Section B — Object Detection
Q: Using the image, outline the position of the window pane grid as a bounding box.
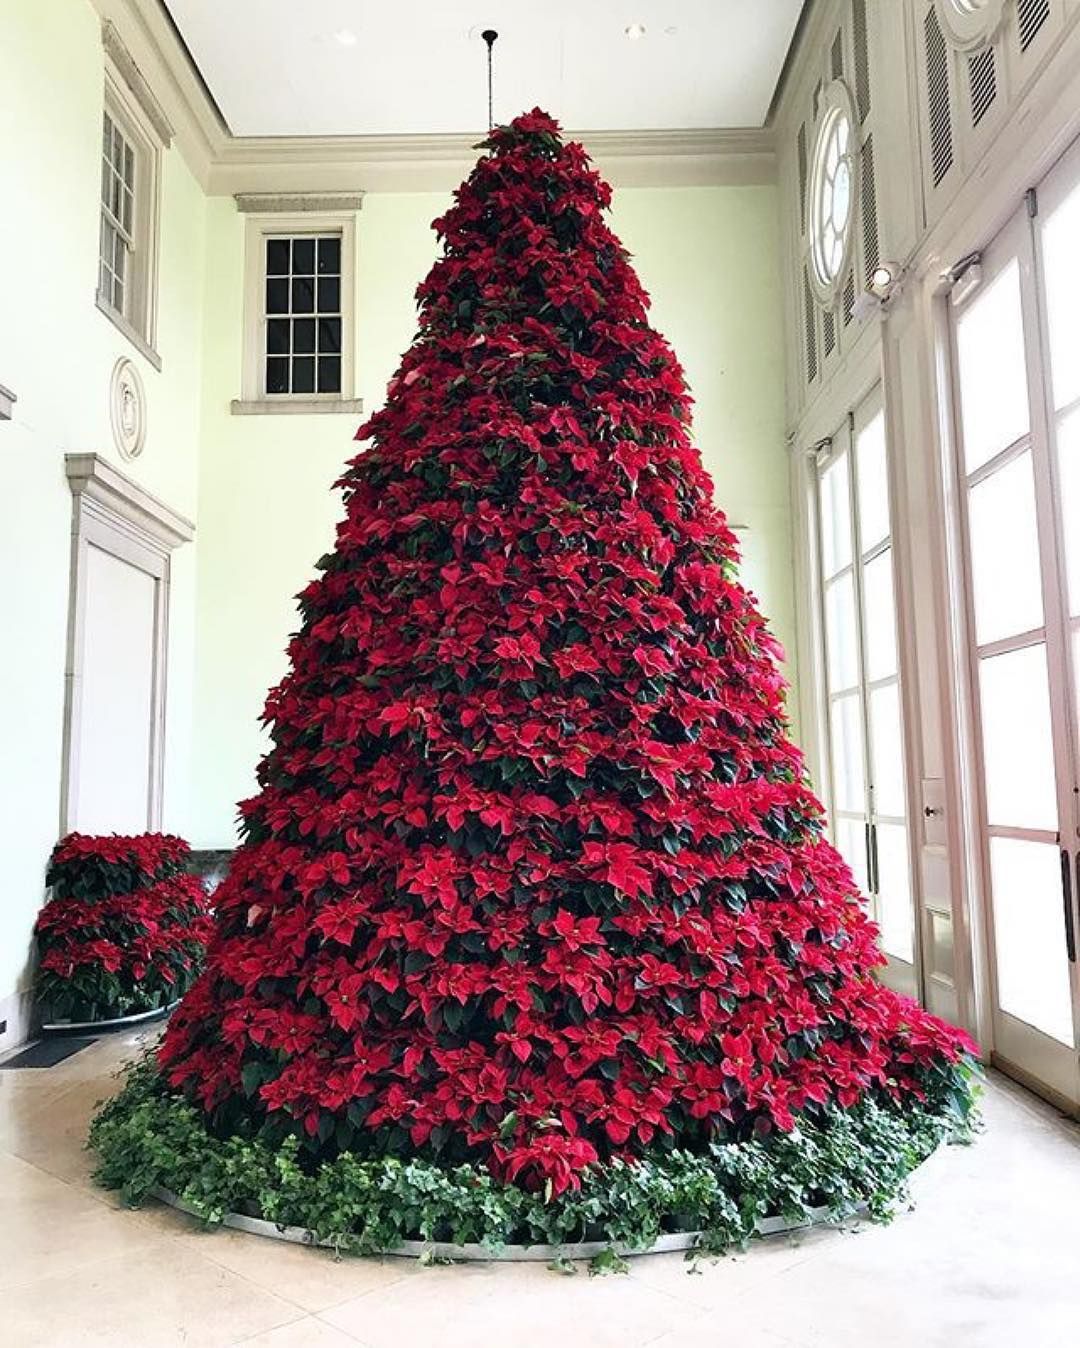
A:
[815,402,914,965]
[99,111,136,318]
[264,234,343,396]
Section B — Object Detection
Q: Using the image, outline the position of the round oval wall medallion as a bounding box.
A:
[933,0,1007,50]
[110,357,147,461]
[807,79,859,306]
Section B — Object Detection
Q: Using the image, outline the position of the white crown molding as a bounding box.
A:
[65,452,195,549]
[771,0,845,141]
[234,192,364,214]
[95,4,776,193]
[101,17,175,146]
[91,0,228,189]
[210,128,775,195]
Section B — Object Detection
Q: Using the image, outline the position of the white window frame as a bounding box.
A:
[806,79,860,307]
[235,205,362,415]
[96,63,164,370]
[807,386,921,997]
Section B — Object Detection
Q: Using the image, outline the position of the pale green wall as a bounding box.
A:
[0,0,795,1028]
[613,187,793,676]
[189,184,792,845]
[0,0,207,1029]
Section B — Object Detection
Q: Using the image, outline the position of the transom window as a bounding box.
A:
[263,234,343,397]
[99,110,135,319]
[808,81,858,305]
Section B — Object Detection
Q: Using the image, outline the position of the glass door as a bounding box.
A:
[816,390,917,995]
[949,192,1080,1108]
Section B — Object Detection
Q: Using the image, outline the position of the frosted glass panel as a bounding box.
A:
[862,548,897,681]
[990,837,1075,1045]
[1042,182,1080,412]
[870,682,906,818]
[856,412,890,553]
[819,453,852,577]
[1056,406,1080,619]
[956,261,1030,473]
[825,572,858,690]
[876,822,914,963]
[979,643,1057,831]
[830,693,865,813]
[968,451,1044,645]
[834,816,869,895]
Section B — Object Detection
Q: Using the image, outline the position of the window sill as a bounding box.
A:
[230,397,365,416]
[95,295,163,372]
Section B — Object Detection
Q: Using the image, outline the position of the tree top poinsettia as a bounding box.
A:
[159,109,975,1196]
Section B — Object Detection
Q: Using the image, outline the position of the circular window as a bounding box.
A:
[807,81,858,305]
[933,0,1006,49]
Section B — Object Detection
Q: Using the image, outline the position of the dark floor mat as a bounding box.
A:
[0,1037,94,1069]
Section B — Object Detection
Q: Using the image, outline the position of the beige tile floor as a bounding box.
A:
[1,1030,1079,1347]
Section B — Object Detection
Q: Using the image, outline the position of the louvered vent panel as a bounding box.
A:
[804,268,819,385]
[831,29,844,79]
[823,307,837,358]
[968,47,997,127]
[1018,0,1051,50]
[842,271,856,327]
[797,122,808,235]
[852,0,871,123]
[861,133,880,285]
[924,6,954,187]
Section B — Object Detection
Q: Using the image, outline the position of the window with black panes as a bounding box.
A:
[264,234,343,395]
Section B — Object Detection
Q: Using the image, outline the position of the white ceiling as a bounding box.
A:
[165,0,804,138]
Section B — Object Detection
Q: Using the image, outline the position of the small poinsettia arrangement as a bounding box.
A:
[35,833,214,1024]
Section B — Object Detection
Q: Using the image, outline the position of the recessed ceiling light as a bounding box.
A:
[333,29,358,46]
[624,22,646,40]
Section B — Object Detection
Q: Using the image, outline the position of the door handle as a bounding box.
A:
[869,821,880,895]
[864,822,874,895]
[1062,850,1076,964]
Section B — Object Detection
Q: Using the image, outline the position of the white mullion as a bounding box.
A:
[866,671,899,696]
[813,430,850,829]
[975,625,1047,661]
[861,535,890,567]
[987,823,1059,845]
[847,411,876,875]
[965,432,1032,490]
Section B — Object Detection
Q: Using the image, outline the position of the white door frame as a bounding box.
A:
[61,454,194,834]
[943,193,1080,1109]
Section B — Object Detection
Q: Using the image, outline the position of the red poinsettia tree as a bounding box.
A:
[158,111,975,1200]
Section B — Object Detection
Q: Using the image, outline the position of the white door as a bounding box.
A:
[75,543,159,833]
[816,388,917,996]
[949,172,1080,1107]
